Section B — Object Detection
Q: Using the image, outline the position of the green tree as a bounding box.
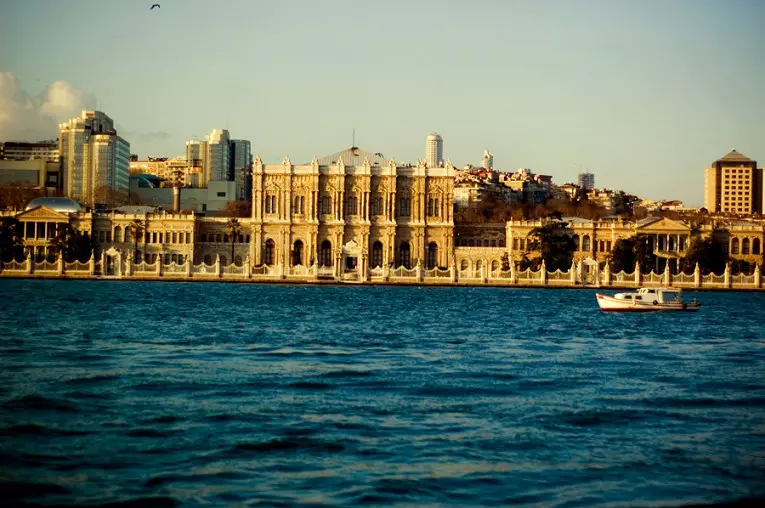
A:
[48,223,93,262]
[609,235,655,273]
[527,221,577,272]
[682,236,728,275]
[226,218,243,265]
[50,223,77,261]
[500,252,511,271]
[128,219,146,262]
[0,217,24,262]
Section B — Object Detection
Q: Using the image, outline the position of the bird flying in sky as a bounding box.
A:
[150,3,160,9]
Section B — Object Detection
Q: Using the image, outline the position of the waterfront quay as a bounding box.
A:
[1,253,763,291]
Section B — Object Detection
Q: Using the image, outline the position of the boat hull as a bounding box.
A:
[596,293,701,312]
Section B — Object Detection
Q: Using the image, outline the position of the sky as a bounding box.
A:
[1,0,764,205]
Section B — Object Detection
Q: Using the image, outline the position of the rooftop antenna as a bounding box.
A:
[352,128,356,148]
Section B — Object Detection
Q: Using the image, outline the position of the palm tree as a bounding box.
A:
[128,218,146,262]
[226,218,242,266]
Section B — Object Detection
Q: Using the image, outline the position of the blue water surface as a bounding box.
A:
[1,279,765,507]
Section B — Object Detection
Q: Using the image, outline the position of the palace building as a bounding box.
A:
[249,147,456,278]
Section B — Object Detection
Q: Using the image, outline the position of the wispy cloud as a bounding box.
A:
[0,72,96,141]
[117,128,172,142]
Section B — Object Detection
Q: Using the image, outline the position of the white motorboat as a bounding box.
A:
[596,287,701,312]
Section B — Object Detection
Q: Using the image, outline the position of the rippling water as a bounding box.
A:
[1,279,765,507]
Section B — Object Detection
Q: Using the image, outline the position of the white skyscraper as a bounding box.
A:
[578,171,595,190]
[205,129,231,183]
[426,133,443,168]
[186,139,208,187]
[59,110,130,205]
[481,149,493,170]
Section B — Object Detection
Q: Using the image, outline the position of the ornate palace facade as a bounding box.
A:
[249,148,456,278]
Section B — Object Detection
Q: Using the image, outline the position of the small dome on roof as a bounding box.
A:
[25,197,82,214]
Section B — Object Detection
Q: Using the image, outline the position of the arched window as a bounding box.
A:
[499,239,505,247]
[220,255,227,266]
[475,259,483,275]
[114,226,122,243]
[582,235,591,251]
[371,241,383,268]
[399,197,411,217]
[427,199,434,217]
[293,240,304,266]
[293,196,305,215]
[731,238,739,255]
[320,195,331,215]
[742,238,750,255]
[216,234,222,243]
[754,238,761,255]
[201,233,207,242]
[264,239,275,266]
[234,255,243,267]
[204,255,212,266]
[513,238,519,250]
[399,242,411,268]
[319,240,332,267]
[483,239,489,247]
[345,195,358,216]
[427,242,438,269]
[491,260,499,272]
[460,259,469,271]
[266,195,277,214]
[372,197,383,216]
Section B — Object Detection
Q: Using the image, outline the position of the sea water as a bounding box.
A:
[1,279,764,506]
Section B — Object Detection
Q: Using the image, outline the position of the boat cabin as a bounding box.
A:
[615,287,683,303]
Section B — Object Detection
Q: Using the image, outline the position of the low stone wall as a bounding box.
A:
[1,258,763,291]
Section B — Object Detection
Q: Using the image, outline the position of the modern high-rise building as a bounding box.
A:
[205,129,231,183]
[1,141,59,162]
[185,140,208,186]
[59,110,130,205]
[481,149,493,170]
[578,172,595,190]
[704,149,763,214]
[230,139,252,200]
[426,133,443,168]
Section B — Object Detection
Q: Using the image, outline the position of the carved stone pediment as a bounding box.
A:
[15,206,71,221]
[342,239,362,254]
[636,217,691,232]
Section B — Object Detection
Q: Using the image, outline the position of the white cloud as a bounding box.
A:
[0,72,96,141]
